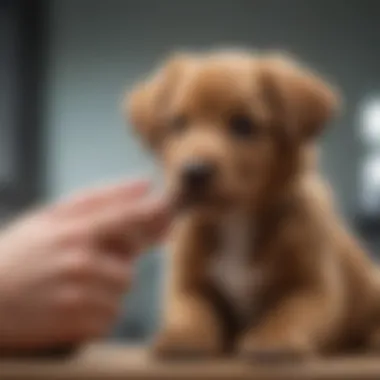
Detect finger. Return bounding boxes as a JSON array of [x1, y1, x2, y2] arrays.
[[95, 208, 170, 257], [124, 207, 170, 252], [49, 179, 151, 218], [56, 289, 122, 342], [93, 254, 134, 293], [78, 194, 171, 251], [104, 196, 170, 252], [69, 311, 119, 341], [57, 248, 134, 294]]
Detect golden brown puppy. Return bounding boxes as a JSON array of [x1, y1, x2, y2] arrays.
[[125, 50, 380, 361]]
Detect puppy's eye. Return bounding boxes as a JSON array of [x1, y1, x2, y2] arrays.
[[169, 115, 188, 134], [229, 114, 257, 138]]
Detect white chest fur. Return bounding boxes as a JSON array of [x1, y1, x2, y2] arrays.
[[210, 211, 258, 321]]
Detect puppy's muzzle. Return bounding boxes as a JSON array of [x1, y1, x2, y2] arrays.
[[174, 159, 229, 211], [181, 160, 216, 192]]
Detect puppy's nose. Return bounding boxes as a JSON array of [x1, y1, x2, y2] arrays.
[[181, 161, 216, 188]]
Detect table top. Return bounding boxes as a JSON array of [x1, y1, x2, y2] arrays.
[[2, 344, 380, 380]]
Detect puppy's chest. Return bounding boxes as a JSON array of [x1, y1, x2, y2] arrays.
[[209, 212, 261, 319]]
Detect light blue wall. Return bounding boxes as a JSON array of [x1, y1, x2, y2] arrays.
[[42, 0, 380, 340]]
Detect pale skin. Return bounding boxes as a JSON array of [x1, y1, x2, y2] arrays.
[[0, 179, 169, 350]]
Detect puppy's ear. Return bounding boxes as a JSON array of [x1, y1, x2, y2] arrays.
[[123, 54, 191, 149], [259, 53, 339, 140]]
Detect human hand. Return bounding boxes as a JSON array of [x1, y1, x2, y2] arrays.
[[0, 179, 169, 350]]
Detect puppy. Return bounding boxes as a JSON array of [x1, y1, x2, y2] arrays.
[[124, 50, 380, 360]]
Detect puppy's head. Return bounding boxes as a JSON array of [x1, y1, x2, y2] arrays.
[[125, 50, 339, 216]]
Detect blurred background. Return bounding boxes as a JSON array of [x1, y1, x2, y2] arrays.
[[1, 0, 380, 344]]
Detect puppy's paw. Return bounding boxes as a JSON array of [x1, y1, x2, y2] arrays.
[[238, 333, 313, 363], [151, 328, 221, 360]]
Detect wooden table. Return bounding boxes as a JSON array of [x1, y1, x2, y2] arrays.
[[2, 344, 380, 380]]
